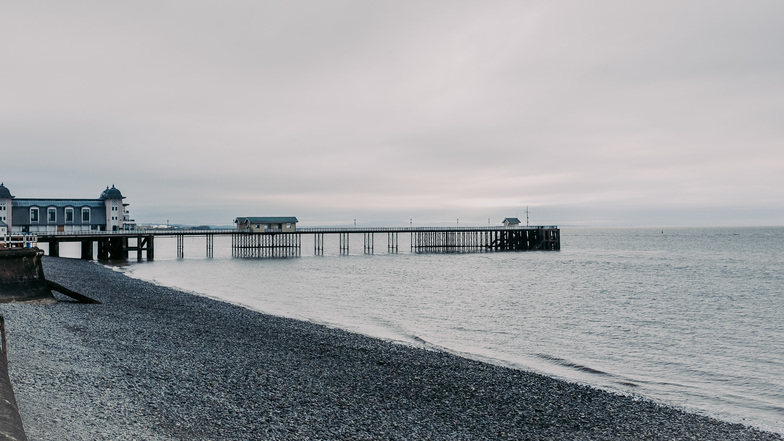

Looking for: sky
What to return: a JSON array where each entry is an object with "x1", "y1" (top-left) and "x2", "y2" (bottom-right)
[{"x1": 2, "y1": 1, "x2": 783, "y2": 227}]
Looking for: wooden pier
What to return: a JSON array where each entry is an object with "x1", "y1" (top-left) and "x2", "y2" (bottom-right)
[
  {"x1": 410, "y1": 228, "x2": 559, "y2": 253},
  {"x1": 232, "y1": 231, "x2": 302, "y2": 258},
  {"x1": 30, "y1": 226, "x2": 559, "y2": 261}
]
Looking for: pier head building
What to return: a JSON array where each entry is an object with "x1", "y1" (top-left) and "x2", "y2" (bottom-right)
[
  {"x1": 235, "y1": 216, "x2": 299, "y2": 232},
  {"x1": 0, "y1": 183, "x2": 134, "y2": 234}
]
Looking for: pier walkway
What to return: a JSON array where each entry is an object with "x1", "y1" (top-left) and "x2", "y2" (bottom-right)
[{"x1": 27, "y1": 226, "x2": 560, "y2": 260}]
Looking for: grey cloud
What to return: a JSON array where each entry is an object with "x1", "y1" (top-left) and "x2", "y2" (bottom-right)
[{"x1": 2, "y1": 0, "x2": 783, "y2": 226}]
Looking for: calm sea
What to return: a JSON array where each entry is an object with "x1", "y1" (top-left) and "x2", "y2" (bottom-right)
[{"x1": 66, "y1": 227, "x2": 783, "y2": 434}]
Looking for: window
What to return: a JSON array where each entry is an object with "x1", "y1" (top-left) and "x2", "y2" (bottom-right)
[
  {"x1": 82, "y1": 207, "x2": 90, "y2": 223},
  {"x1": 30, "y1": 207, "x2": 39, "y2": 223},
  {"x1": 48, "y1": 207, "x2": 56, "y2": 223},
  {"x1": 65, "y1": 207, "x2": 74, "y2": 223}
]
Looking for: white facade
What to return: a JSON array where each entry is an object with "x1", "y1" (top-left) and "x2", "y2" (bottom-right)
[
  {"x1": 105, "y1": 198, "x2": 125, "y2": 231},
  {"x1": 0, "y1": 200, "x2": 8, "y2": 226}
]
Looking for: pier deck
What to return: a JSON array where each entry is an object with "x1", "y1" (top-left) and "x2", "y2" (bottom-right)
[{"x1": 29, "y1": 226, "x2": 560, "y2": 260}]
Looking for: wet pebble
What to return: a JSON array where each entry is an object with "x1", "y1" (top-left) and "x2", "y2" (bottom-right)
[{"x1": 0, "y1": 256, "x2": 780, "y2": 440}]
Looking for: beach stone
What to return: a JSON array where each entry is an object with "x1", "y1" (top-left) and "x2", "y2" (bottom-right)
[{"x1": 0, "y1": 256, "x2": 779, "y2": 440}]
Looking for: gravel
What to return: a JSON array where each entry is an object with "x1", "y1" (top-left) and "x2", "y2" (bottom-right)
[{"x1": 0, "y1": 256, "x2": 780, "y2": 440}]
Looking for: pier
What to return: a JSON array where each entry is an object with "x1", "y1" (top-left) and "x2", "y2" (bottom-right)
[{"x1": 28, "y1": 226, "x2": 560, "y2": 261}]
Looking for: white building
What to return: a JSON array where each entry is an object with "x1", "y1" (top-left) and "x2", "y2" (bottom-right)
[
  {"x1": 235, "y1": 217, "x2": 298, "y2": 232},
  {"x1": 503, "y1": 217, "x2": 522, "y2": 227}
]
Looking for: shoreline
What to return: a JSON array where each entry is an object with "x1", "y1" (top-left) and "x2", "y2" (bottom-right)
[{"x1": 0, "y1": 256, "x2": 780, "y2": 440}]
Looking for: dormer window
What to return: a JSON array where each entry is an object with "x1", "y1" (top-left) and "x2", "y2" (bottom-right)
[
  {"x1": 30, "y1": 207, "x2": 39, "y2": 223},
  {"x1": 48, "y1": 207, "x2": 57, "y2": 223}
]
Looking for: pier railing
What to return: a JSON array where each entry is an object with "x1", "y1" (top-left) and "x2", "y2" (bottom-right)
[
  {"x1": 30, "y1": 225, "x2": 559, "y2": 237},
  {"x1": 0, "y1": 235, "x2": 39, "y2": 248}
]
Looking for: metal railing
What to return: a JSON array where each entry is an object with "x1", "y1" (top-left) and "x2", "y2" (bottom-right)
[
  {"x1": 29, "y1": 225, "x2": 559, "y2": 238},
  {"x1": 0, "y1": 235, "x2": 38, "y2": 248},
  {"x1": 296, "y1": 225, "x2": 559, "y2": 233}
]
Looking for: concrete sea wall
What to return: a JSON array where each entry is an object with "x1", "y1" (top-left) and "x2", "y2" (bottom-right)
[{"x1": 0, "y1": 249, "x2": 55, "y2": 304}]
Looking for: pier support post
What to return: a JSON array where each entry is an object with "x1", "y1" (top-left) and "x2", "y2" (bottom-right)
[
  {"x1": 97, "y1": 239, "x2": 109, "y2": 260},
  {"x1": 364, "y1": 232, "x2": 374, "y2": 254},
  {"x1": 206, "y1": 234, "x2": 214, "y2": 258},
  {"x1": 388, "y1": 232, "x2": 398, "y2": 253},
  {"x1": 340, "y1": 233, "x2": 350, "y2": 255},
  {"x1": 108, "y1": 237, "x2": 125, "y2": 260},
  {"x1": 314, "y1": 233, "x2": 324, "y2": 256},
  {"x1": 146, "y1": 236, "x2": 154, "y2": 260},
  {"x1": 80, "y1": 240, "x2": 93, "y2": 260},
  {"x1": 230, "y1": 232, "x2": 302, "y2": 258},
  {"x1": 49, "y1": 240, "x2": 60, "y2": 257},
  {"x1": 177, "y1": 235, "x2": 184, "y2": 259}
]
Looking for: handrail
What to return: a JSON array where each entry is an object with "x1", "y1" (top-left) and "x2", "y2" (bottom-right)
[
  {"x1": 30, "y1": 225, "x2": 558, "y2": 238},
  {"x1": 296, "y1": 225, "x2": 559, "y2": 233},
  {"x1": 0, "y1": 235, "x2": 38, "y2": 248}
]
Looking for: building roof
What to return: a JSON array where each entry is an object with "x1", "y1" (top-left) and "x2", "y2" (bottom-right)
[
  {"x1": 0, "y1": 183, "x2": 13, "y2": 199},
  {"x1": 12, "y1": 199, "x2": 105, "y2": 208},
  {"x1": 503, "y1": 217, "x2": 522, "y2": 224},
  {"x1": 0, "y1": 220, "x2": 6, "y2": 227},
  {"x1": 236, "y1": 217, "x2": 299, "y2": 224},
  {"x1": 1, "y1": 183, "x2": 124, "y2": 202},
  {"x1": 100, "y1": 185, "x2": 124, "y2": 200}
]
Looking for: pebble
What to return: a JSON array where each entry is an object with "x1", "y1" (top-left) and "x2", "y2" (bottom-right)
[{"x1": 0, "y1": 256, "x2": 780, "y2": 440}]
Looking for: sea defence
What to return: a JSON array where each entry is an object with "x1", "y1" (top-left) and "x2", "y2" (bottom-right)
[
  {"x1": 0, "y1": 317, "x2": 26, "y2": 441},
  {"x1": 0, "y1": 248, "x2": 55, "y2": 304},
  {"x1": 0, "y1": 247, "x2": 52, "y2": 441}
]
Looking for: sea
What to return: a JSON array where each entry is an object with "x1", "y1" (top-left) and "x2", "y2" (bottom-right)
[{"x1": 55, "y1": 226, "x2": 784, "y2": 434}]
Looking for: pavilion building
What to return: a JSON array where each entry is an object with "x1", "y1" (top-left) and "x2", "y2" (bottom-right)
[{"x1": 0, "y1": 183, "x2": 134, "y2": 234}]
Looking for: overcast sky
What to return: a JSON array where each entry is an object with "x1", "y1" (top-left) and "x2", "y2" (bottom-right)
[{"x1": 2, "y1": 1, "x2": 782, "y2": 226}]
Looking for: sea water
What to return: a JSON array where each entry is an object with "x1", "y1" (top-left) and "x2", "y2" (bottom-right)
[{"x1": 86, "y1": 227, "x2": 783, "y2": 434}]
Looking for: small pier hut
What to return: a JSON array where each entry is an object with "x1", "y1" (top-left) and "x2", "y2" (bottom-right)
[
  {"x1": 503, "y1": 217, "x2": 521, "y2": 227},
  {"x1": 235, "y1": 217, "x2": 298, "y2": 233}
]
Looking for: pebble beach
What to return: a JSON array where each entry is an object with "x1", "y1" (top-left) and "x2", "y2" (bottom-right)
[{"x1": 0, "y1": 256, "x2": 780, "y2": 440}]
